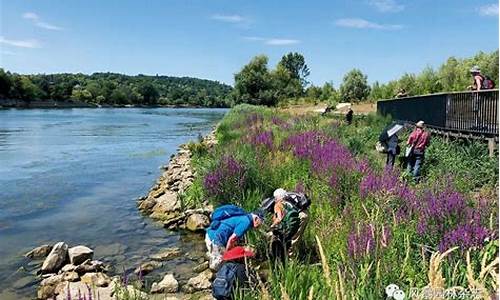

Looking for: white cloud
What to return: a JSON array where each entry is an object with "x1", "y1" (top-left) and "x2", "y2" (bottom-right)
[
  {"x1": 244, "y1": 36, "x2": 300, "y2": 46},
  {"x1": 335, "y1": 18, "x2": 403, "y2": 30},
  {"x1": 368, "y1": 0, "x2": 404, "y2": 12},
  {"x1": 211, "y1": 14, "x2": 247, "y2": 23},
  {"x1": 23, "y1": 12, "x2": 39, "y2": 21},
  {"x1": 22, "y1": 11, "x2": 63, "y2": 30},
  {"x1": 0, "y1": 36, "x2": 41, "y2": 48},
  {"x1": 478, "y1": 4, "x2": 499, "y2": 16}
]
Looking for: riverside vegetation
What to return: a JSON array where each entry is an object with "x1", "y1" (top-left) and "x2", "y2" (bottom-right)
[{"x1": 178, "y1": 104, "x2": 498, "y2": 299}]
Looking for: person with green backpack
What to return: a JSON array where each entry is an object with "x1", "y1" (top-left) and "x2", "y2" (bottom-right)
[{"x1": 262, "y1": 188, "x2": 311, "y2": 259}]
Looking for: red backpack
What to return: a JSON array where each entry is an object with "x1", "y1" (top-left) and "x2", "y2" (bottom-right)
[{"x1": 481, "y1": 75, "x2": 495, "y2": 90}]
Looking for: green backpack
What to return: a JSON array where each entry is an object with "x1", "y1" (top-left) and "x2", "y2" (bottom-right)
[{"x1": 276, "y1": 205, "x2": 300, "y2": 240}]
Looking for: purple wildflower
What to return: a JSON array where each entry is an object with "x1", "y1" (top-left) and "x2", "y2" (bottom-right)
[
  {"x1": 250, "y1": 130, "x2": 274, "y2": 150},
  {"x1": 203, "y1": 155, "x2": 247, "y2": 203},
  {"x1": 438, "y1": 223, "x2": 493, "y2": 252}
]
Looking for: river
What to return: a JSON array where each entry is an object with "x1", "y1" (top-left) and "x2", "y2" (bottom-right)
[{"x1": 0, "y1": 107, "x2": 227, "y2": 299}]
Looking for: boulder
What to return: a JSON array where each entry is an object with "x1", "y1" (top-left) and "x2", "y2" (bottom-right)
[
  {"x1": 192, "y1": 261, "x2": 209, "y2": 273},
  {"x1": 185, "y1": 269, "x2": 213, "y2": 292},
  {"x1": 62, "y1": 271, "x2": 79, "y2": 282},
  {"x1": 150, "y1": 192, "x2": 180, "y2": 219},
  {"x1": 54, "y1": 281, "x2": 115, "y2": 300},
  {"x1": 81, "y1": 272, "x2": 111, "y2": 287},
  {"x1": 41, "y1": 242, "x2": 68, "y2": 274},
  {"x1": 25, "y1": 245, "x2": 52, "y2": 259},
  {"x1": 134, "y1": 261, "x2": 162, "y2": 276},
  {"x1": 150, "y1": 247, "x2": 181, "y2": 261},
  {"x1": 186, "y1": 213, "x2": 210, "y2": 231},
  {"x1": 40, "y1": 274, "x2": 63, "y2": 286},
  {"x1": 74, "y1": 260, "x2": 105, "y2": 274},
  {"x1": 37, "y1": 284, "x2": 56, "y2": 299},
  {"x1": 59, "y1": 264, "x2": 76, "y2": 273},
  {"x1": 138, "y1": 197, "x2": 157, "y2": 211},
  {"x1": 68, "y1": 245, "x2": 93, "y2": 265},
  {"x1": 150, "y1": 274, "x2": 178, "y2": 293}
]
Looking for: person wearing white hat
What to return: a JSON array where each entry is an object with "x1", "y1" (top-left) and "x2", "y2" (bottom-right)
[
  {"x1": 469, "y1": 66, "x2": 484, "y2": 91},
  {"x1": 406, "y1": 121, "x2": 431, "y2": 181}
]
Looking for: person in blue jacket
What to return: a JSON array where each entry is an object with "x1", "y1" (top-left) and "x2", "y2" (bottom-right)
[{"x1": 205, "y1": 210, "x2": 264, "y2": 270}]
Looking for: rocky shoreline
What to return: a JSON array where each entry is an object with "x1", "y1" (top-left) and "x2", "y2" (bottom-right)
[{"x1": 28, "y1": 129, "x2": 219, "y2": 300}]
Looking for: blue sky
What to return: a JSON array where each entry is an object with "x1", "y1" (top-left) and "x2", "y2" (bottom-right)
[{"x1": 0, "y1": 0, "x2": 498, "y2": 86}]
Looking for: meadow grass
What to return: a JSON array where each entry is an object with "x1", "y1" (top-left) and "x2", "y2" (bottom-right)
[{"x1": 182, "y1": 104, "x2": 498, "y2": 299}]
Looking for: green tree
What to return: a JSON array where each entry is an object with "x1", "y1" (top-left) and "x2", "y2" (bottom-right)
[
  {"x1": 0, "y1": 68, "x2": 12, "y2": 98},
  {"x1": 339, "y1": 69, "x2": 371, "y2": 102},
  {"x1": 232, "y1": 55, "x2": 276, "y2": 106},
  {"x1": 139, "y1": 82, "x2": 159, "y2": 105},
  {"x1": 278, "y1": 52, "x2": 310, "y2": 87}
]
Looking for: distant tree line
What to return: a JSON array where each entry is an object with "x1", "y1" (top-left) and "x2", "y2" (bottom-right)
[
  {"x1": 0, "y1": 70, "x2": 233, "y2": 107},
  {"x1": 233, "y1": 49, "x2": 499, "y2": 106}
]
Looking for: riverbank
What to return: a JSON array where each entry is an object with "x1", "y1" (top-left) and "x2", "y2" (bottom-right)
[{"x1": 29, "y1": 104, "x2": 499, "y2": 299}]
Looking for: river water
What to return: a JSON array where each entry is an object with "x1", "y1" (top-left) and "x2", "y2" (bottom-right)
[{"x1": 0, "y1": 108, "x2": 227, "y2": 299}]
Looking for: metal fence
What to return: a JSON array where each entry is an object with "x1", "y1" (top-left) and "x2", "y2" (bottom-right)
[{"x1": 377, "y1": 90, "x2": 499, "y2": 137}]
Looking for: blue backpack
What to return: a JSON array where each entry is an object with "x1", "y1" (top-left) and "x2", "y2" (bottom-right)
[
  {"x1": 210, "y1": 205, "x2": 247, "y2": 230},
  {"x1": 212, "y1": 262, "x2": 248, "y2": 300}
]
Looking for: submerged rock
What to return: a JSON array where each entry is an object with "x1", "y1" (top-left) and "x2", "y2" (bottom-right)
[
  {"x1": 150, "y1": 247, "x2": 182, "y2": 261},
  {"x1": 25, "y1": 245, "x2": 52, "y2": 260},
  {"x1": 134, "y1": 261, "x2": 162, "y2": 276},
  {"x1": 68, "y1": 245, "x2": 93, "y2": 265},
  {"x1": 192, "y1": 261, "x2": 209, "y2": 273},
  {"x1": 41, "y1": 242, "x2": 68, "y2": 274},
  {"x1": 150, "y1": 273, "x2": 178, "y2": 293}
]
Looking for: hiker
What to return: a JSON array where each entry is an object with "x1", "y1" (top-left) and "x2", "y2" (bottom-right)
[
  {"x1": 468, "y1": 65, "x2": 495, "y2": 91},
  {"x1": 406, "y1": 121, "x2": 431, "y2": 181},
  {"x1": 262, "y1": 188, "x2": 310, "y2": 259},
  {"x1": 345, "y1": 107, "x2": 353, "y2": 125},
  {"x1": 468, "y1": 66, "x2": 495, "y2": 129},
  {"x1": 395, "y1": 88, "x2": 408, "y2": 98},
  {"x1": 379, "y1": 123, "x2": 403, "y2": 168},
  {"x1": 205, "y1": 205, "x2": 264, "y2": 270}
]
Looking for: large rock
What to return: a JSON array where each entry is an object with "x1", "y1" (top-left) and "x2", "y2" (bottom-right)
[
  {"x1": 138, "y1": 197, "x2": 157, "y2": 211},
  {"x1": 151, "y1": 192, "x2": 180, "y2": 215},
  {"x1": 41, "y1": 242, "x2": 68, "y2": 274},
  {"x1": 74, "y1": 260, "x2": 105, "y2": 274},
  {"x1": 68, "y1": 245, "x2": 93, "y2": 265},
  {"x1": 186, "y1": 213, "x2": 210, "y2": 231},
  {"x1": 150, "y1": 247, "x2": 181, "y2": 261},
  {"x1": 40, "y1": 274, "x2": 63, "y2": 286},
  {"x1": 54, "y1": 281, "x2": 115, "y2": 300},
  {"x1": 37, "y1": 284, "x2": 56, "y2": 299},
  {"x1": 62, "y1": 271, "x2": 79, "y2": 282},
  {"x1": 150, "y1": 274, "x2": 178, "y2": 293},
  {"x1": 81, "y1": 272, "x2": 111, "y2": 287},
  {"x1": 25, "y1": 245, "x2": 52, "y2": 259},
  {"x1": 185, "y1": 269, "x2": 213, "y2": 292}
]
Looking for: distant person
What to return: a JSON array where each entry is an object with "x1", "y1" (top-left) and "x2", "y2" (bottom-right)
[
  {"x1": 381, "y1": 124, "x2": 402, "y2": 168},
  {"x1": 468, "y1": 66, "x2": 495, "y2": 91},
  {"x1": 395, "y1": 88, "x2": 408, "y2": 98},
  {"x1": 468, "y1": 66, "x2": 495, "y2": 129},
  {"x1": 205, "y1": 205, "x2": 264, "y2": 270},
  {"x1": 406, "y1": 121, "x2": 431, "y2": 181},
  {"x1": 345, "y1": 107, "x2": 353, "y2": 125}
]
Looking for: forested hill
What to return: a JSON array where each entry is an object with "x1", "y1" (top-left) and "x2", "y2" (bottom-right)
[{"x1": 0, "y1": 69, "x2": 233, "y2": 107}]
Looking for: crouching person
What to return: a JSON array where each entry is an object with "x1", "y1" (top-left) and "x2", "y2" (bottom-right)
[
  {"x1": 262, "y1": 188, "x2": 311, "y2": 259},
  {"x1": 205, "y1": 204, "x2": 264, "y2": 270}
]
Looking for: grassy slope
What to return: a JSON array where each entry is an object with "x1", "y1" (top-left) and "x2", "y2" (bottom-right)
[{"x1": 183, "y1": 104, "x2": 498, "y2": 300}]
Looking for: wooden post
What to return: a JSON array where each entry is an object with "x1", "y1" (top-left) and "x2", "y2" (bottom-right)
[{"x1": 487, "y1": 138, "x2": 496, "y2": 157}]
